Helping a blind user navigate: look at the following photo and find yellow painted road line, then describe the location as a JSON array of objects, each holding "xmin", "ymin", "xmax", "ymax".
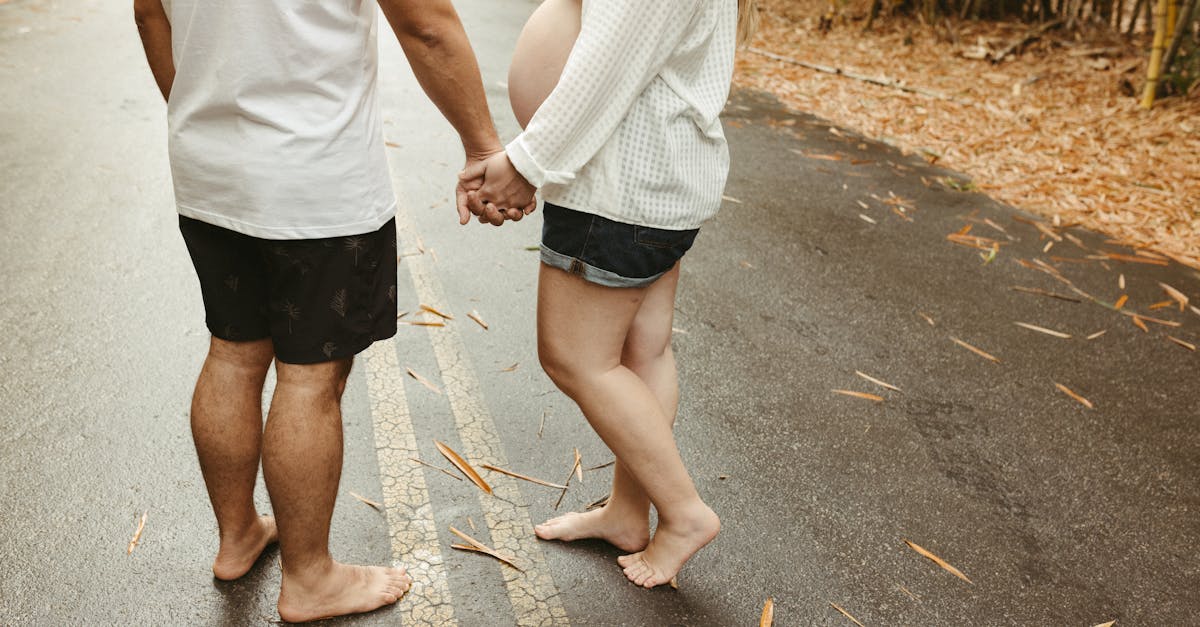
[
  {"xmin": 393, "ymin": 207, "xmax": 570, "ymax": 626},
  {"xmin": 363, "ymin": 341, "xmax": 458, "ymax": 626}
]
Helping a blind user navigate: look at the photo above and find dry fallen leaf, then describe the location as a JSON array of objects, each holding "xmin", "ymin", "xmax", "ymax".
[
  {"xmin": 904, "ymin": 539, "xmax": 972, "ymax": 583},
  {"xmin": 1148, "ymin": 300, "xmax": 1175, "ymax": 310},
  {"xmin": 481, "ymin": 464, "xmax": 568, "ymax": 489},
  {"xmin": 1121, "ymin": 310, "xmax": 1181, "ymax": 327},
  {"xmin": 855, "ymin": 370, "xmax": 901, "ymax": 392},
  {"xmin": 918, "ymin": 311, "xmax": 936, "ymax": 326},
  {"xmin": 449, "ymin": 526, "xmax": 523, "ymax": 571},
  {"xmin": 349, "ymin": 491, "xmax": 383, "ymax": 510},
  {"xmin": 406, "ymin": 367, "xmax": 442, "ymax": 394},
  {"xmin": 538, "ymin": 409, "xmax": 547, "ymax": 439},
  {"xmin": 760, "ymin": 597, "xmax": 775, "ymax": 627},
  {"xmin": 1130, "ymin": 315, "xmax": 1149, "ymax": 333},
  {"xmin": 435, "ymin": 441, "xmax": 492, "ymax": 494},
  {"xmin": 1114, "ymin": 294, "xmax": 1128, "ymax": 310},
  {"xmin": 585, "ymin": 493, "xmax": 610, "ymax": 510},
  {"xmin": 573, "ymin": 448, "xmax": 584, "ymax": 483},
  {"xmin": 1014, "ymin": 322, "xmax": 1071, "ymax": 339},
  {"xmin": 722, "ymin": 194, "xmax": 743, "ymax": 204},
  {"xmin": 1105, "ymin": 252, "xmax": 1168, "ymax": 266},
  {"xmin": 668, "ymin": 577, "xmax": 679, "ymax": 590},
  {"xmin": 859, "ymin": 214, "xmax": 877, "ymax": 224},
  {"xmin": 829, "ymin": 601, "xmax": 865, "ymax": 626},
  {"xmin": 420, "ymin": 304, "xmax": 454, "ymax": 320},
  {"xmin": 127, "ymin": 511, "xmax": 147, "ymax": 555},
  {"xmin": 1166, "ymin": 336, "xmax": 1196, "ymax": 351},
  {"xmin": 950, "ymin": 337, "xmax": 1000, "ymax": 363},
  {"xmin": 399, "ymin": 320, "xmax": 445, "ymax": 328},
  {"xmin": 1092, "ymin": 621, "xmax": 1116, "ymax": 627},
  {"xmin": 833, "ymin": 389, "xmax": 885, "ymax": 402},
  {"xmin": 1086, "ymin": 330, "xmax": 1108, "ymax": 340},
  {"xmin": 1159, "ymin": 282, "xmax": 1189, "ymax": 311},
  {"xmin": 410, "ymin": 457, "xmax": 464, "ymax": 481},
  {"xmin": 467, "ymin": 310, "xmax": 488, "ymax": 330},
  {"xmin": 1055, "ymin": 382, "xmax": 1094, "ymax": 409}
]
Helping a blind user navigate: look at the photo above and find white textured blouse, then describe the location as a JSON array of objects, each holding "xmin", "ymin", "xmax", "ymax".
[{"xmin": 505, "ymin": 0, "xmax": 737, "ymax": 231}]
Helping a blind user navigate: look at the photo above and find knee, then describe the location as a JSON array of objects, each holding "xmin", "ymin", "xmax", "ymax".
[
  {"xmin": 208, "ymin": 337, "xmax": 274, "ymax": 374},
  {"xmin": 538, "ymin": 336, "xmax": 587, "ymax": 394},
  {"xmin": 275, "ymin": 357, "xmax": 353, "ymax": 400}
]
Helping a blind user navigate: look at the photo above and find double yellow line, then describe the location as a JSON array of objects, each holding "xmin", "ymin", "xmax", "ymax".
[{"xmin": 362, "ymin": 178, "xmax": 568, "ymax": 626}]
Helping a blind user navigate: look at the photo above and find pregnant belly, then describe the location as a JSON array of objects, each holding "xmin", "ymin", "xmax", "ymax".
[{"xmin": 508, "ymin": 0, "xmax": 581, "ymax": 129}]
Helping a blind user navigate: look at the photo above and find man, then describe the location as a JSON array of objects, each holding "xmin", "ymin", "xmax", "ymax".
[{"xmin": 133, "ymin": 0, "xmax": 531, "ymax": 621}]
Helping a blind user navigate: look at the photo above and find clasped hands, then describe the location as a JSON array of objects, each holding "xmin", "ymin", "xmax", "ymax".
[{"xmin": 455, "ymin": 151, "xmax": 537, "ymax": 226}]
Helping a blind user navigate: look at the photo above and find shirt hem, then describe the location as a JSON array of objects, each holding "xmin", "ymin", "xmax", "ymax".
[{"xmin": 176, "ymin": 202, "xmax": 397, "ymax": 240}]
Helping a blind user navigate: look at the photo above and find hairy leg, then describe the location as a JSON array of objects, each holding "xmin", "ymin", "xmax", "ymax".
[
  {"xmin": 536, "ymin": 265, "xmax": 718, "ymax": 588},
  {"xmin": 191, "ymin": 336, "xmax": 279, "ymax": 580},
  {"xmin": 535, "ymin": 265, "xmax": 682, "ymax": 552},
  {"xmin": 263, "ymin": 358, "xmax": 410, "ymax": 622}
]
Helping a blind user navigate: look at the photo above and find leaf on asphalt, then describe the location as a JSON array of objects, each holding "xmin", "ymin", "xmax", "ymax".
[
  {"xmin": 760, "ymin": 597, "xmax": 775, "ymax": 627},
  {"xmin": 468, "ymin": 516, "xmax": 476, "ymax": 531},
  {"xmin": 803, "ymin": 152, "xmax": 843, "ymax": 161},
  {"xmin": 399, "ymin": 320, "xmax": 445, "ymax": 327},
  {"xmin": 385, "ymin": 141, "xmax": 400, "ymax": 148},
  {"xmin": 950, "ymin": 337, "xmax": 1000, "ymax": 363},
  {"xmin": 947, "ymin": 232, "xmax": 1003, "ymax": 251},
  {"xmin": 585, "ymin": 493, "xmax": 610, "ymax": 510},
  {"xmin": 499, "ymin": 363, "xmax": 520, "ymax": 373},
  {"xmin": 481, "ymin": 464, "xmax": 568, "ymax": 489},
  {"xmin": 1092, "ymin": 622, "xmax": 1116, "ymax": 627},
  {"xmin": 904, "ymin": 539, "xmax": 973, "ymax": 584},
  {"xmin": 467, "ymin": 310, "xmax": 488, "ymax": 330},
  {"xmin": 585, "ymin": 460, "xmax": 616, "ymax": 472},
  {"xmin": 449, "ymin": 526, "xmax": 523, "ymax": 571},
  {"xmin": 1113, "ymin": 294, "xmax": 1128, "ymax": 310},
  {"xmin": 1086, "ymin": 330, "xmax": 1108, "ymax": 340},
  {"xmin": 956, "ymin": 224, "xmax": 972, "ymax": 236},
  {"xmin": 406, "ymin": 367, "xmax": 442, "ymax": 394},
  {"xmin": 1032, "ymin": 220, "xmax": 1063, "ymax": 242},
  {"xmin": 349, "ymin": 491, "xmax": 383, "ymax": 511},
  {"xmin": 127, "ymin": 511, "xmax": 147, "ymax": 555},
  {"xmin": 1118, "ymin": 274, "xmax": 1125, "ymax": 290},
  {"xmin": 918, "ymin": 311, "xmax": 936, "ymax": 326},
  {"xmin": 435, "ymin": 441, "xmax": 492, "ymax": 494},
  {"xmin": 859, "ymin": 214, "xmax": 877, "ymax": 224},
  {"xmin": 1130, "ymin": 315, "xmax": 1149, "ymax": 333},
  {"xmin": 573, "ymin": 448, "xmax": 584, "ymax": 483},
  {"xmin": 1120, "ymin": 310, "xmax": 1181, "ymax": 327},
  {"xmin": 833, "ymin": 389, "xmax": 885, "ymax": 402},
  {"xmin": 1166, "ymin": 336, "xmax": 1196, "ymax": 351},
  {"xmin": 1148, "ymin": 300, "xmax": 1174, "ymax": 310},
  {"xmin": 829, "ymin": 601, "xmax": 865, "ymax": 626},
  {"xmin": 856, "ymin": 200, "xmax": 870, "ymax": 209},
  {"xmin": 553, "ymin": 450, "xmax": 582, "ymax": 510},
  {"xmin": 410, "ymin": 457, "xmax": 464, "ymax": 481},
  {"xmin": 420, "ymin": 304, "xmax": 454, "ymax": 320},
  {"xmin": 1105, "ymin": 252, "xmax": 1168, "ymax": 266},
  {"xmin": 855, "ymin": 370, "xmax": 902, "ymax": 392},
  {"xmin": 538, "ymin": 409, "xmax": 547, "ymax": 439},
  {"xmin": 1042, "ymin": 240, "xmax": 1054, "ymax": 253},
  {"xmin": 1159, "ymin": 282, "xmax": 1189, "ymax": 311},
  {"xmin": 1014, "ymin": 322, "xmax": 1071, "ymax": 339},
  {"xmin": 740, "ymin": 260, "xmax": 755, "ymax": 269},
  {"xmin": 1008, "ymin": 284, "xmax": 1084, "ymax": 301},
  {"xmin": 722, "ymin": 194, "xmax": 743, "ymax": 204},
  {"xmin": 669, "ymin": 577, "xmax": 679, "ymax": 590},
  {"xmin": 1055, "ymin": 383, "xmax": 1094, "ymax": 409}
]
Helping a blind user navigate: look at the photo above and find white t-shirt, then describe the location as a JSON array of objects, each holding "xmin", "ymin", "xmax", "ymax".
[
  {"xmin": 506, "ymin": 0, "xmax": 736, "ymax": 231},
  {"xmin": 164, "ymin": 0, "xmax": 396, "ymax": 240}
]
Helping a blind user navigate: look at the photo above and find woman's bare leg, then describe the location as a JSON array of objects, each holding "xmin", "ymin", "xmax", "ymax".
[
  {"xmin": 535, "ymin": 264, "xmax": 718, "ymax": 588},
  {"xmin": 534, "ymin": 265, "xmax": 682, "ymax": 553}
]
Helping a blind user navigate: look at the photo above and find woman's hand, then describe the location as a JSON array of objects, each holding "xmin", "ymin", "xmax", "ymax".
[{"xmin": 462, "ymin": 152, "xmax": 537, "ymax": 226}]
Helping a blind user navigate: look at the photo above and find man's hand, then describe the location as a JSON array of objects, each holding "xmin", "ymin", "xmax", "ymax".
[
  {"xmin": 133, "ymin": 0, "xmax": 174, "ymax": 101},
  {"xmin": 464, "ymin": 152, "xmax": 537, "ymax": 226}
]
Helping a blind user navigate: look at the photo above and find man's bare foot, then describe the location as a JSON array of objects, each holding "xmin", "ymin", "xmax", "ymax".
[
  {"xmin": 277, "ymin": 561, "xmax": 412, "ymax": 623},
  {"xmin": 534, "ymin": 506, "xmax": 650, "ymax": 553},
  {"xmin": 617, "ymin": 503, "xmax": 719, "ymax": 589},
  {"xmin": 213, "ymin": 515, "xmax": 279, "ymax": 581}
]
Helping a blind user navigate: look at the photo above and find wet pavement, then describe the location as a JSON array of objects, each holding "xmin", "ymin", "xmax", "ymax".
[{"xmin": 1, "ymin": 0, "xmax": 1198, "ymax": 624}]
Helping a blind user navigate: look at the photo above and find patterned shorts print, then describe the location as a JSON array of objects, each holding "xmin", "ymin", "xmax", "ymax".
[{"xmin": 178, "ymin": 216, "xmax": 398, "ymax": 364}]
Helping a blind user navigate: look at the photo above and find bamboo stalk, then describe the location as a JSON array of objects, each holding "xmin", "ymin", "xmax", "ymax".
[
  {"xmin": 1128, "ymin": 0, "xmax": 1146, "ymax": 32},
  {"xmin": 1161, "ymin": 0, "xmax": 1199, "ymax": 74},
  {"xmin": 1140, "ymin": 0, "xmax": 1170, "ymax": 108}
]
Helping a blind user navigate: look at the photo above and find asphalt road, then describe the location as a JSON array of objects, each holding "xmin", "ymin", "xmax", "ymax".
[{"xmin": 2, "ymin": 0, "xmax": 1198, "ymax": 625}]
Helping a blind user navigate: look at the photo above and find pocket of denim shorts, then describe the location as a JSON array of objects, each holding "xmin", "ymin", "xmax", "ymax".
[{"xmin": 633, "ymin": 225, "xmax": 691, "ymax": 249}]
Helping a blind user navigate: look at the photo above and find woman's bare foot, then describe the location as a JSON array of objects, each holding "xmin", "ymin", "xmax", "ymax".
[
  {"xmin": 277, "ymin": 561, "xmax": 412, "ymax": 623},
  {"xmin": 534, "ymin": 506, "xmax": 650, "ymax": 553},
  {"xmin": 617, "ymin": 503, "xmax": 719, "ymax": 588},
  {"xmin": 213, "ymin": 515, "xmax": 279, "ymax": 581}
]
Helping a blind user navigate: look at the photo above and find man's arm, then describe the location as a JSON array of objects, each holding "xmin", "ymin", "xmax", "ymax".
[
  {"xmin": 133, "ymin": 0, "xmax": 174, "ymax": 101},
  {"xmin": 378, "ymin": 0, "xmax": 503, "ymax": 160}
]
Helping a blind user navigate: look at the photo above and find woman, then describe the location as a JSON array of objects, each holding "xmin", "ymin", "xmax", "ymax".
[{"xmin": 463, "ymin": 0, "xmax": 757, "ymax": 589}]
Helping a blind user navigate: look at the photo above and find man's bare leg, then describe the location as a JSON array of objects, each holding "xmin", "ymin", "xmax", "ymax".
[
  {"xmin": 535, "ymin": 265, "xmax": 682, "ymax": 553},
  {"xmin": 265, "ymin": 358, "xmax": 411, "ymax": 623},
  {"xmin": 192, "ymin": 336, "xmax": 279, "ymax": 581}
]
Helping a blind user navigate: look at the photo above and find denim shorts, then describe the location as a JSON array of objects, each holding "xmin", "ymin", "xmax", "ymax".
[{"xmin": 540, "ymin": 203, "xmax": 700, "ymax": 288}]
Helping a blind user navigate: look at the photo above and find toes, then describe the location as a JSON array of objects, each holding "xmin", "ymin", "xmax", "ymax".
[{"xmin": 617, "ymin": 554, "xmax": 635, "ymax": 567}]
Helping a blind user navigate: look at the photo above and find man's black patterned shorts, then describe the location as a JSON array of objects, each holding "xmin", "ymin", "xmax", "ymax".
[{"xmin": 178, "ymin": 215, "xmax": 398, "ymax": 364}]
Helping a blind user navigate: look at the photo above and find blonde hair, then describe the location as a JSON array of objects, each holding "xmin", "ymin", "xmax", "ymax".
[{"xmin": 737, "ymin": 0, "xmax": 759, "ymax": 46}]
